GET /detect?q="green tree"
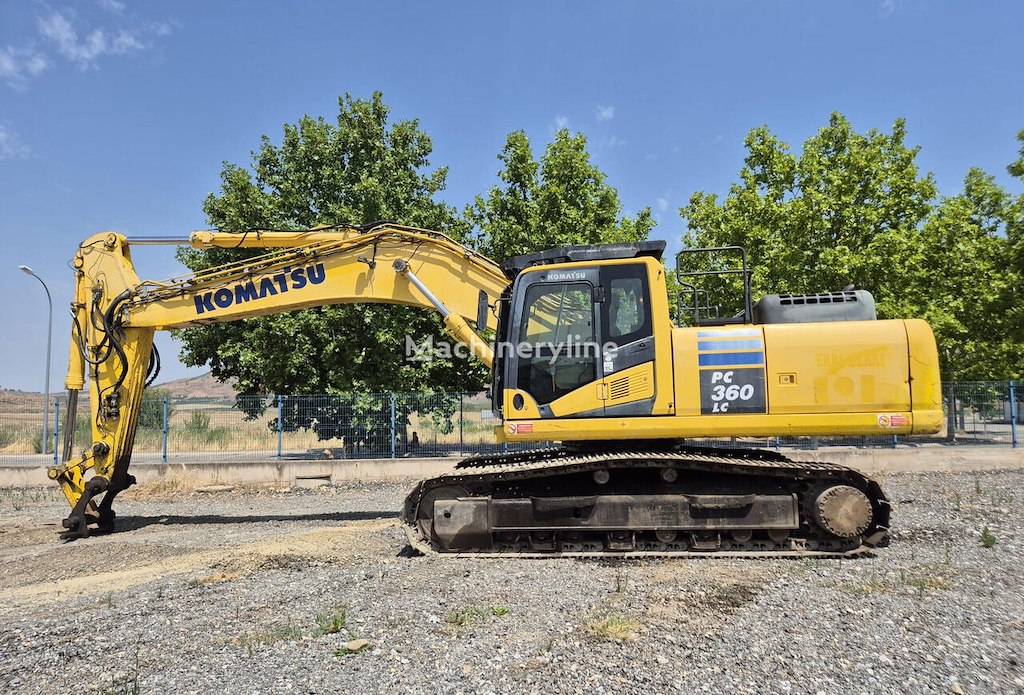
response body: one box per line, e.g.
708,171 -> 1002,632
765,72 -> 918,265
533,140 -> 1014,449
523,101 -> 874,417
680,113 -> 1022,380
138,388 -> 172,430
902,168 -> 1018,379
1005,130 -> 1024,354
680,113 -> 937,319
175,93 -> 487,403
469,129 -> 654,262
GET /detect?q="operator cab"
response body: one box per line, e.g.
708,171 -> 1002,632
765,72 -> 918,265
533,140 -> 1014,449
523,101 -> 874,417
493,241 -> 665,420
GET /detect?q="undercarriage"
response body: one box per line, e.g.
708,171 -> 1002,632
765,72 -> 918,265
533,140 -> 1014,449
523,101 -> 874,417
402,445 -> 890,557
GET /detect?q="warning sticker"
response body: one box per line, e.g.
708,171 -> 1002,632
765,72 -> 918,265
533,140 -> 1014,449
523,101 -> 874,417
877,414 -> 910,428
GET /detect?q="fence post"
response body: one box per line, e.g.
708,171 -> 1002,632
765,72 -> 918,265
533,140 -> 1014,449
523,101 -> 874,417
892,434 -> 898,449
946,382 -> 957,442
277,395 -> 283,459
1010,381 -> 1018,449
459,393 -> 465,450
390,393 -> 397,460
52,397 -> 60,466
162,396 -> 169,464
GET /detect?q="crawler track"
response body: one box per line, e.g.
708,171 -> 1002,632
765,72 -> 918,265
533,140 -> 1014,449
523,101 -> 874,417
402,445 -> 890,557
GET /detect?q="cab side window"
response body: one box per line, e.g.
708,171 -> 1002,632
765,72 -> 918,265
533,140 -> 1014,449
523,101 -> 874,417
603,265 -> 651,347
610,276 -> 644,338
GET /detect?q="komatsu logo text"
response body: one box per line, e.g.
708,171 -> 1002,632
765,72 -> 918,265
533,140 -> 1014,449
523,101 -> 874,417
194,263 -> 326,315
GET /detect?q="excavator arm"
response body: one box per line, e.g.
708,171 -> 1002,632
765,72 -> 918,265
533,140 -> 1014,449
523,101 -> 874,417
52,222 -> 510,539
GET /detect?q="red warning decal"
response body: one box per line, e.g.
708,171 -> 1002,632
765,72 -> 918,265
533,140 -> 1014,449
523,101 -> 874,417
877,414 -> 910,428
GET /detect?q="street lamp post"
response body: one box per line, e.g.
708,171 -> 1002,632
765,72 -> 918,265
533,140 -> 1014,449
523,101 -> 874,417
19,265 -> 52,455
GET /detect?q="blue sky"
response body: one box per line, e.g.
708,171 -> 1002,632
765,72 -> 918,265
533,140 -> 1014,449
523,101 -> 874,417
1,0 -> 1021,393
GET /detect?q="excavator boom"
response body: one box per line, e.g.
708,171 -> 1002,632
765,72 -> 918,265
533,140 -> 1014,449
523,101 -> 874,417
54,223 -> 508,538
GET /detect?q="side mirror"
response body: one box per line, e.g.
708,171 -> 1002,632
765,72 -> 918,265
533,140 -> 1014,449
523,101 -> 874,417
477,290 -> 490,331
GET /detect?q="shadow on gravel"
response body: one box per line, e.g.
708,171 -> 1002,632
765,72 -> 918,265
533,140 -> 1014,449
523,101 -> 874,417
112,510 -> 396,533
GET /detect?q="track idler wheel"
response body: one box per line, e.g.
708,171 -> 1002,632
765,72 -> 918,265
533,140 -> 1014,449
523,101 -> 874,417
812,485 -> 873,539
413,485 -> 469,544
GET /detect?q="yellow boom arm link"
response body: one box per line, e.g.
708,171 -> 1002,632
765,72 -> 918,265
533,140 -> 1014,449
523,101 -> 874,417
53,223 -> 509,539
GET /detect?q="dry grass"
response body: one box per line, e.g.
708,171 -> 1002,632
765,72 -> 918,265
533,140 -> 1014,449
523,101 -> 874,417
0,396 -> 499,455
234,606 -> 351,650
900,566 -> 952,594
0,425 -> 44,454
234,623 -> 304,647
189,572 -> 239,586
836,565 -> 952,598
835,575 -> 893,596
588,613 -> 641,642
129,471 -> 203,498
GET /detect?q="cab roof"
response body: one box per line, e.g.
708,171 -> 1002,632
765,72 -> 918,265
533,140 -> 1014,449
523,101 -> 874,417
502,240 -> 666,280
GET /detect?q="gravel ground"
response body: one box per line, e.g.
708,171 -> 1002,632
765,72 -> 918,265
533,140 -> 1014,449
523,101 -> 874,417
0,469 -> 1022,695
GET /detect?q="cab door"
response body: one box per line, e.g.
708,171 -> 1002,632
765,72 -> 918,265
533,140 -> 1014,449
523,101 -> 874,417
503,266 -> 603,419
502,261 -> 663,420
513,279 -> 599,416
596,263 -> 656,415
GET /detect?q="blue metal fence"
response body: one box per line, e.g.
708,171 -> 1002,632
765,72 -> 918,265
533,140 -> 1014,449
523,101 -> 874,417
1,382 -> 1021,464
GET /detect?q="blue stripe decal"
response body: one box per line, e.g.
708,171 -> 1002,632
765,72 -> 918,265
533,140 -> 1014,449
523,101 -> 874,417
696,330 -> 761,339
698,352 -> 766,367
698,339 -> 764,352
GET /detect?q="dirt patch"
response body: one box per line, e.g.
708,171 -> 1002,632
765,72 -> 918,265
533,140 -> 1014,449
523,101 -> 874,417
0,540 -> 196,589
0,522 -> 62,550
644,566 -> 767,631
0,519 -> 397,609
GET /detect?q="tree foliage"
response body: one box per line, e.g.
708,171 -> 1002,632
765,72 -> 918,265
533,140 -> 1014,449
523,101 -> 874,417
138,388 -> 172,430
902,169 -> 1018,379
176,99 -> 655,440
469,129 -> 654,263
681,114 -> 936,313
681,114 -> 1023,380
1004,130 -> 1024,351
175,93 -> 486,403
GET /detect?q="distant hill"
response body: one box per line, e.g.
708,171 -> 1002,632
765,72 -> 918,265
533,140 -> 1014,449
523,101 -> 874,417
1,371 -> 239,403
153,372 -> 239,399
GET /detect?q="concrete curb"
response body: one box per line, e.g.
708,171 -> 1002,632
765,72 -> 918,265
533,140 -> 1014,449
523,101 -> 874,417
0,457 -> 462,488
1,447 -> 1021,488
789,446 -> 1024,475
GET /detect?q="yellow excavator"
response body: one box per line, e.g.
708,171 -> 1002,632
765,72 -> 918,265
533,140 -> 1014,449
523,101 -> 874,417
51,222 -> 942,556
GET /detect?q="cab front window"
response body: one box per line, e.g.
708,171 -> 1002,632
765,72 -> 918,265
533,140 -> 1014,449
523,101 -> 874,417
517,282 -> 596,405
